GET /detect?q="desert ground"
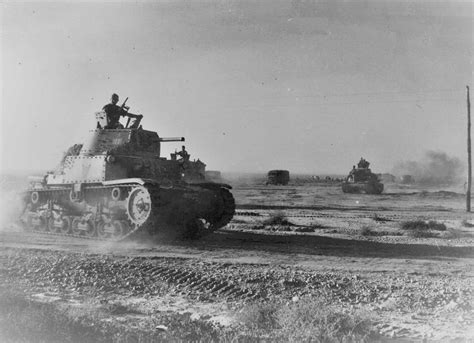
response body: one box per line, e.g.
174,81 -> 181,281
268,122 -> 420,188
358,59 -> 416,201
0,176 -> 473,342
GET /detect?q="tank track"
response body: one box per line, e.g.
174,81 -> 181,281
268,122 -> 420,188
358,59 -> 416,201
172,186 -> 236,239
210,187 -> 235,230
20,182 -> 235,242
20,184 -> 148,242
342,181 -> 384,194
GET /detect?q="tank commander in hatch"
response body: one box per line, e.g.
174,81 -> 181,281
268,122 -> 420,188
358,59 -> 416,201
100,93 -> 143,129
357,157 -> 370,169
177,146 -> 190,162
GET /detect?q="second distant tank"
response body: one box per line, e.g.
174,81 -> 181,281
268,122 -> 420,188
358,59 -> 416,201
266,170 -> 290,185
342,158 -> 384,194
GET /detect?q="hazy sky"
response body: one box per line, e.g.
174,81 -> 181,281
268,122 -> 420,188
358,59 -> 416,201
1,0 -> 473,174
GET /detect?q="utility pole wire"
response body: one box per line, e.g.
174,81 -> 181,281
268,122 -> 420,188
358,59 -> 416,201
296,89 -> 461,98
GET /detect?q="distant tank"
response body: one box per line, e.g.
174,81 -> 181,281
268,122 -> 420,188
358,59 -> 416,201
401,175 -> 415,184
19,101 -> 235,240
342,158 -> 384,194
378,173 -> 396,183
267,170 -> 290,185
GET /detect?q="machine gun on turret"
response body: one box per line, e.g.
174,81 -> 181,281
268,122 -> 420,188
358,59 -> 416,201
122,98 -> 143,129
121,97 -> 129,111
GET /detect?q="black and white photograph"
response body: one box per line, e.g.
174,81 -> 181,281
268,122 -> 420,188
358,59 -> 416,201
1,0 -> 473,341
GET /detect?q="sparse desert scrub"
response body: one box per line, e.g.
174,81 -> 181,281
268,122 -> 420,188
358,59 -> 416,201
0,290 -> 222,343
277,299 -> 373,342
293,226 -> 315,233
461,219 -> 474,228
400,220 -> 447,238
360,226 -> 377,236
439,227 -> 473,240
401,220 -> 446,231
360,226 -> 402,237
371,214 -> 392,223
238,299 -> 374,342
238,301 -> 280,331
263,212 -> 294,226
0,292 -> 110,343
426,220 -> 447,231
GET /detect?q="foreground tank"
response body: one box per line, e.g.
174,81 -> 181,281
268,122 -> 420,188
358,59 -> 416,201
20,122 -> 235,241
341,158 -> 384,194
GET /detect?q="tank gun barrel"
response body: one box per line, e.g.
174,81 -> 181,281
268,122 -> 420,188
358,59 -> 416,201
159,137 -> 185,142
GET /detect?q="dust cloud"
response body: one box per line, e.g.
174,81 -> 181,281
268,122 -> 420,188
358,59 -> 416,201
392,151 -> 465,186
0,173 -> 29,230
222,172 -> 266,187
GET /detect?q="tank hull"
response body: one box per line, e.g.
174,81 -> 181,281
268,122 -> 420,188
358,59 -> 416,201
341,181 -> 384,194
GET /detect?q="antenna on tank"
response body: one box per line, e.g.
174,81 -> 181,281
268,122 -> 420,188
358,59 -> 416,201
467,85 -> 471,212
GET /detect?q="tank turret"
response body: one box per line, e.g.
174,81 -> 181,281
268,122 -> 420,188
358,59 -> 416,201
20,101 -> 235,240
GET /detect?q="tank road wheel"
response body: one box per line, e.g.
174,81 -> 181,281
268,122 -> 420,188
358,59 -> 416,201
97,221 -> 111,239
83,220 -> 96,237
47,217 -> 59,233
72,218 -> 81,235
72,217 -> 96,237
48,216 -> 71,234
126,187 -> 152,226
111,220 -> 128,239
98,220 -> 129,239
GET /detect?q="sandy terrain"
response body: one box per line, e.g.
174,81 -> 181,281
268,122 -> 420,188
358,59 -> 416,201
1,181 -> 473,341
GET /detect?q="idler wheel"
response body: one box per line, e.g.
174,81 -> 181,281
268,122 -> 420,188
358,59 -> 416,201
126,186 -> 152,226
72,217 -> 96,237
97,221 -> 110,238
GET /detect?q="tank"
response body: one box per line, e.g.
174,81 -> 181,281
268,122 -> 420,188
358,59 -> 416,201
341,158 -> 384,194
266,170 -> 290,185
19,107 -> 235,241
400,175 -> 415,184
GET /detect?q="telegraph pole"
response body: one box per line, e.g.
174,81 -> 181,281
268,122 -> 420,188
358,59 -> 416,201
467,85 -> 471,212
